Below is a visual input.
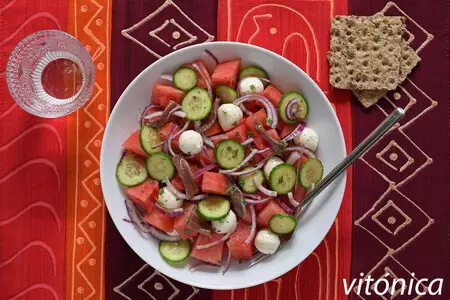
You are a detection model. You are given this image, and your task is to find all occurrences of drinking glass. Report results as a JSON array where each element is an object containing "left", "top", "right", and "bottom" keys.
[{"left": 6, "top": 30, "right": 95, "bottom": 118}]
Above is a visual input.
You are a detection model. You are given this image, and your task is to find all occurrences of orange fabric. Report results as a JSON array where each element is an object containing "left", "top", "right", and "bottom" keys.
[
  {"left": 66, "top": 0, "right": 112, "bottom": 299},
  {"left": 215, "top": 1, "right": 352, "bottom": 299}
]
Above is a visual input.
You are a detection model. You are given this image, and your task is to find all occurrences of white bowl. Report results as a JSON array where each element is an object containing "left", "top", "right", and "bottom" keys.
[{"left": 100, "top": 42, "right": 346, "bottom": 290}]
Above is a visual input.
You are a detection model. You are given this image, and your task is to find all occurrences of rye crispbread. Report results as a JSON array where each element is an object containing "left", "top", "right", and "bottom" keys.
[{"left": 328, "top": 13, "right": 406, "bottom": 90}]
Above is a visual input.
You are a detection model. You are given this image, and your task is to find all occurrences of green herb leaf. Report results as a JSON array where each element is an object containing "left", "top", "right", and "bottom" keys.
[
  {"left": 232, "top": 121, "right": 237, "bottom": 126},
  {"left": 184, "top": 229, "right": 190, "bottom": 235},
  {"left": 250, "top": 84, "right": 256, "bottom": 91},
  {"left": 159, "top": 188, "right": 164, "bottom": 195},
  {"left": 235, "top": 131, "right": 240, "bottom": 137},
  {"left": 246, "top": 131, "right": 255, "bottom": 137}
]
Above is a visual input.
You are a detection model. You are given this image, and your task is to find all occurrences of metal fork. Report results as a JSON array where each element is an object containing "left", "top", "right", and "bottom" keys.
[{"left": 248, "top": 108, "right": 405, "bottom": 268}]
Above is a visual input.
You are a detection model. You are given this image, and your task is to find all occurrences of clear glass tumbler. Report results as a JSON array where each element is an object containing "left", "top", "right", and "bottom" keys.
[{"left": 6, "top": 30, "right": 95, "bottom": 118}]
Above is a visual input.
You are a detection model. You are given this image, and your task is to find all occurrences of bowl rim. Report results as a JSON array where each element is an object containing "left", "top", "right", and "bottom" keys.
[{"left": 100, "top": 41, "right": 347, "bottom": 290}]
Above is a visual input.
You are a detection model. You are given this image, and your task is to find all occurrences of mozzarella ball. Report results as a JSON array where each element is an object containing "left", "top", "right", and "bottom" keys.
[
  {"left": 179, "top": 130, "right": 203, "bottom": 155},
  {"left": 212, "top": 210, "right": 237, "bottom": 234},
  {"left": 263, "top": 156, "right": 284, "bottom": 179},
  {"left": 158, "top": 187, "right": 183, "bottom": 209},
  {"left": 238, "top": 77, "right": 265, "bottom": 96},
  {"left": 293, "top": 127, "right": 319, "bottom": 151},
  {"left": 254, "top": 229, "right": 280, "bottom": 254},
  {"left": 218, "top": 104, "right": 243, "bottom": 131}
]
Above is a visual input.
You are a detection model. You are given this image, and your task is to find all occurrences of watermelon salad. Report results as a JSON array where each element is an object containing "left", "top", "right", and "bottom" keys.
[{"left": 116, "top": 50, "right": 324, "bottom": 272}]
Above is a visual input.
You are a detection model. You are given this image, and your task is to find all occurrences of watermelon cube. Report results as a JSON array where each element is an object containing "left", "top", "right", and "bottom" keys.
[
  {"left": 144, "top": 206, "right": 174, "bottom": 233},
  {"left": 244, "top": 109, "right": 269, "bottom": 132},
  {"left": 256, "top": 199, "right": 287, "bottom": 227},
  {"left": 190, "top": 233, "right": 225, "bottom": 265},
  {"left": 152, "top": 83, "right": 185, "bottom": 107},
  {"left": 201, "top": 172, "right": 229, "bottom": 195},
  {"left": 211, "top": 59, "right": 241, "bottom": 89},
  {"left": 262, "top": 84, "right": 283, "bottom": 108},
  {"left": 253, "top": 129, "right": 280, "bottom": 158},
  {"left": 226, "top": 219, "right": 255, "bottom": 260},
  {"left": 122, "top": 130, "right": 147, "bottom": 157},
  {"left": 125, "top": 180, "right": 159, "bottom": 211},
  {"left": 174, "top": 204, "right": 199, "bottom": 240}
]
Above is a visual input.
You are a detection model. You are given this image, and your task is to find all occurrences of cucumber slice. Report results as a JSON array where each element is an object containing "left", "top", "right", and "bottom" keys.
[
  {"left": 197, "top": 196, "right": 231, "bottom": 221},
  {"left": 299, "top": 158, "right": 323, "bottom": 188},
  {"left": 159, "top": 240, "right": 191, "bottom": 262},
  {"left": 173, "top": 67, "right": 198, "bottom": 91},
  {"left": 238, "top": 167, "right": 265, "bottom": 193},
  {"left": 278, "top": 91, "right": 309, "bottom": 124},
  {"left": 268, "top": 163, "right": 296, "bottom": 195},
  {"left": 146, "top": 152, "right": 175, "bottom": 182},
  {"left": 215, "top": 85, "right": 238, "bottom": 103},
  {"left": 239, "top": 66, "right": 269, "bottom": 87},
  {"left": 116, "top": 152, "right": 148, "bottom": 186},
  {"left": 269, "top": 214, "right": 297, "bottom": 234},
  {"left": 214, "top": 139, "right": 246, "bottom": 170},
  {"left": 181, "top": 88, "right": 212, "bottom": 121},
  {"left": 140, "top": 125, "right": 163, "bottom": 155}
]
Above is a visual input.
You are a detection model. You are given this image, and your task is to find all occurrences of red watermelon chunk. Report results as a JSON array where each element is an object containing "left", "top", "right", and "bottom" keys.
[
  {"left": 122, "top": 130, "right": 147, "bottom": 157},
  {"left": 225, "top": 124, "right": 248, "bottom": 142},
  {"left": 201, "top": 172, "right": 229, "bottom": 195},
  {"left": 144, "top": 206, "right": 174, "bottom": 233},
  {"left": 204, "top": 120, "right": 223, "bottom": 136},
  {"left": 253, "top": 129, "right": 280, "bottom": 158},
  {"left": 174, "top": 204, "right": 199, "bottom": 240},
  {"left": 262, "top": 84, "right": 283, "bottom": 108},
  {"left": 125, "top": 180, "right": 159, "bottom": 212},
  {"left": 280, "top": 123, "right": 298, "bottom": 139},
  {"left": 190, "top": 233, "right": 226, "bottom": 265},
  {"left": 226, "top": 219, "right": 255, "bottom": 260},
  {"left": 256, "top": 199, "right": 287, "bottom": 227},
  {"left": 244, "top": 109, "right": 269, "bottom": 132},
  {"left": 194, "top": 147, "right": 215, "bottom": 165},
  {"left": 211, "top": 59, "right": 241, "bottom": 89},
  {"left": 152, "top": 83, "right": 185, "bottom": 107},
  {"left": 159, "top": 122, "right": 180, "bottom": 150}
]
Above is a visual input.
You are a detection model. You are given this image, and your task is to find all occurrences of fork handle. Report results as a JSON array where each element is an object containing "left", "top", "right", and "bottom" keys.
[{"left": 295, "top": 108, "right": 405, "bottom": 217}]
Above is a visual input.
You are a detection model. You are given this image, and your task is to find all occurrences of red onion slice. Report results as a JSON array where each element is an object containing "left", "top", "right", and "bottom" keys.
[
  {"left": 192, "top": 62, "right": 213, "bottom": 100},
  {"left": 282, "top": 122, "right": 306, "bottom": 143},
  {"left": 287, "top": 192, "right": 300, "bottom": 208},
  {"left": 243, "top": 193, "right": 262, "bottom": 200},
  {"left": 279, "top": 200, "right": 294, "bottom": 214},
  {"left": 149, "top": 226, "right": 181, "bottom": 242},
  {"left": 204, "top": 49, "right": 219, "bottom": 66},
  {"left": 140, "top": 104, "right": 162, "bottom": 126},
  {"left": 242, "top": 137, "right": 254, "bottom": 146},
  {"left": 198, "top": 97, "right": 220, "bottom": 133},
  {"left": 254, "top": 178, "right": 277, "bottom": 197},
  {"left": 239, "top": 104, "right": 253, "bottom": 116},
  {"left": 286, "top": 151, "right": 301, "bottom": 165},
  {"left": 166, "top": 124, "right": 179, "bottom": 156},
  {"left": 219, "top": 149, "right": 258, "bottom": 174},
  {"left": 283, "top": 146, "right": 316, "bottom": 158},
  {"left": 124, "top": 199, "right": 152, "bottom": 233},
  {"left": 245, "top": 205, "right": 256, "bottom": 244},
  {"left": 144, "top": 110, "right": 187, "bottom": 120},
  {"left": 222, "top": 246, "right": 232, "bottom": 274},
  {"left": 196, "top": 231, "right": 234, "bottom": 250},
  {"left": 173, "top": 120, "right": 191, "bottom": 139},
  {"left": 235, "top": 94, "right": 277, "bottom": 128},
  {"left": 154, "top": 202, "right": 184, "bottom": 217},
  {"left": 190, "top": 263, "right": 221, "bottom": 272},
  {"left": 224, "top": 156, "right": 269, "bottom": 176},
  {"left": 210, "top": 133, "right": 228, "bottom": 141},
  {"left": 202, "top": 134, "right": 215, "bottom": 148},
  {"left": 193, "top": 163, "right": 216, "bottom": 178},
  {"left": 244, "top": 197, "right": 271, "bottom": 205},
  {"left": 163, "top": 178, "right": 207, "bottom": 201},
  {"left": 160, "top": 74, "right": 173, "bottom": 82}
]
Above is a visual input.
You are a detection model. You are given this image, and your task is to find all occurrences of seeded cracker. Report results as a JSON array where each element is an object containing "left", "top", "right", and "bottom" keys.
[
  {"left": 328, "top": 14, "right": 405, "bottom": 90},
  {"left": 352, "top": 41, "right": 421, "bottom": 108}
]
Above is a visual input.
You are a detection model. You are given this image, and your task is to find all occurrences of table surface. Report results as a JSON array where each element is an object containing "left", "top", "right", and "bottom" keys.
[{"left": 0, "top": 0, "right": 448, "bottom": 299}]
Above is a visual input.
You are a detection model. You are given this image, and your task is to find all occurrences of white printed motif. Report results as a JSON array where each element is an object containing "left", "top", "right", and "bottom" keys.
[
  {"left": 354, "top": 2, "right": 437, "bottom": 299},
  {"left": 122, "top": 0, "right": 215, "bottom": 59}
]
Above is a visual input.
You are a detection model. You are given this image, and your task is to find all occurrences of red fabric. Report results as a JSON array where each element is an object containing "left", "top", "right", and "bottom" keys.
[
  {"left": 215, "top": 1, "right": 353, "bottom": 299},
  {"left": 0, "top": 1, "right": 68, "bottom": 299}
]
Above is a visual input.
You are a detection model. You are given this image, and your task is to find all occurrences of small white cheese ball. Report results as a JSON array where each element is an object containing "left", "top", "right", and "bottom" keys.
[
  {"left": 212, "top": 210, "right": 237, "bottom": 234},
  {"left": 254, "top": 229, "right": 280, "bottom": 254},
  {"left": 158, "top": 187, "right": 183, "bottom": 209},
  {"left": 238, "top": 77, "right": 264, "bottom": 96},
  {"left": 218, "top": 104, "right": 243, "bottom": 131},
  {"left": 293, "top": 127, "right": 319, "bottom": 151},
  {"left": 263, "top": 156, "right": 284, "bottom": 179},
  {"left": 179, "top": 130, "right": 203, "bottom": 155}
]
